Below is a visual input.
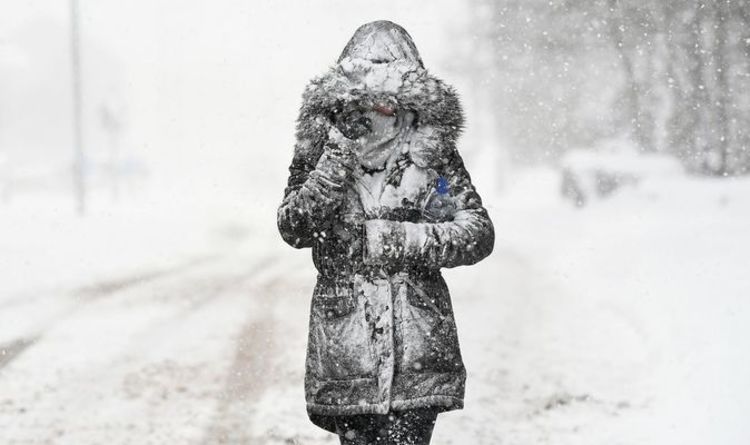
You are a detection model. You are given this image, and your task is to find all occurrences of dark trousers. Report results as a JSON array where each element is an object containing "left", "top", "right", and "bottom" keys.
[{"left": 334, "top": 408, "right": 439, "bottom": 445}]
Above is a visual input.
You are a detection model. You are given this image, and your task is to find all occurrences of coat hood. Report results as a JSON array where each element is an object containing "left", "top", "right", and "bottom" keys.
[
  {"left": 294, "top": 21, "right": 465, "bottom": 170},
  {"left": 337, "top": 20, "right": 424, "bottom": 69}
]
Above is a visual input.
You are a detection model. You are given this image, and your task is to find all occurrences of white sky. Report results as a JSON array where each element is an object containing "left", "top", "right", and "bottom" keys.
[{"left": 0, "top": 1, "right": 471, "bottom": 200}]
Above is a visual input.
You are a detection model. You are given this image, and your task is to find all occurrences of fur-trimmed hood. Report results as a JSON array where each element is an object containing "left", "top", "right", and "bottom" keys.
[{"left": 295, "top": 21, "right": 465, "bottom": 170}]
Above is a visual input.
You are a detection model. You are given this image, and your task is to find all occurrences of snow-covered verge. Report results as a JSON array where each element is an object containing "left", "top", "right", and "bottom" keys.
[
  {"left": 0, "top": 185, "right": 273, "bottom": 355},
  {"left": 1, "top": 163, "right": 748, "bottom": 444},
  {"left": 445, "top": 165, "right": 750, "bottom": 445}
]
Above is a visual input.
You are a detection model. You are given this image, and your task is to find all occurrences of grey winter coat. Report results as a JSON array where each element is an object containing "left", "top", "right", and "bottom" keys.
[{"left": 277, "top": 21, "right": 494, "bottom": 432}]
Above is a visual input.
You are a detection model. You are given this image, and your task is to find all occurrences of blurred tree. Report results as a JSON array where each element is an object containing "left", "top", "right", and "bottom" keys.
[
  {"left": 468, "top": 0, "right": 621, "bottom": 163},
  {"left": 663, "top": 1, "right": 749, "bottom": 175},
  {"left": 608, "top": 0, "right": 674, "bottom": 154},
  {"left": 467, "top": 0, "right": 750, "bottom": 176}
]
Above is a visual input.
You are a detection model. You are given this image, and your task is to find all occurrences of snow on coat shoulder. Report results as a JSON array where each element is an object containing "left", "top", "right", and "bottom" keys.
[{"left": 276, "top": 20, "right": 494, "bottom": 433}]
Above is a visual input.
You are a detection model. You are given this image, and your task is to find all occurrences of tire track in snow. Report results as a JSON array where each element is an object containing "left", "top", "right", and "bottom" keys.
[
  {"left": 199, "top": 252, "right": 317, "bottom": 445},
  {"left": 0, "top": 251, "right": 271, "bottom": 374},
  {"left": 0, "top": 254, "right": 219, "bottom": 312},
  {"left": 74, "top": 254, "right": 221, "bottom": 301},
  {"left": 0, "top": 253, "right": 223, "bottom": 362},
  {"left": 0, "top": 251, "right": 284, "bottom": 444},
  {"left": 200, "top": 272, "right": 285, "bottom": 444},
  {"left": 0, "top": 336, "right": 39, "bottom": 371},
  {"left": 0, "top": 258, "right": 217, "bottom": 373}
]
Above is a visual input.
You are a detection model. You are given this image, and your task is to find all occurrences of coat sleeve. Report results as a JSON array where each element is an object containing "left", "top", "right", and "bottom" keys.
[
  {"left": 277, "top": 110, "right": 359, "bottom": 249},
  {"left": 362, "top": 150, "right": 494, "bottom": 269}
]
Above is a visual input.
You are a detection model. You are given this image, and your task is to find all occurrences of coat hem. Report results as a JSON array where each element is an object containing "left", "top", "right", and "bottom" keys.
[{"left": 306, "top": 395, "right": 463, "bottom": 417}]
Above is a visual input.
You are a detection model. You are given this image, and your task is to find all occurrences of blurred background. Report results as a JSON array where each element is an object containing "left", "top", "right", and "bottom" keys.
[{"left": 1, "top": 1, "right": 748, "bottom": 444}]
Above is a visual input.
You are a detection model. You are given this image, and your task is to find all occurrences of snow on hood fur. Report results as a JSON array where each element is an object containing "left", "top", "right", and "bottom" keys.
[{"left": 294, "top": 20, "right": 465, "bottom": 170}]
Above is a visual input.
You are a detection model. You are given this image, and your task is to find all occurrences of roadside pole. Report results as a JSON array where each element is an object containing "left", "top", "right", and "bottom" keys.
[{"left": 70, "top": 0, "right": 86, "bottom": 215}]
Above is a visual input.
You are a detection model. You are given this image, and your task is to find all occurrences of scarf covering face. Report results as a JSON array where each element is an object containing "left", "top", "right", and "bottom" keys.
[{"left": 358, "top": 109, "right": 416, "bottom": 171}]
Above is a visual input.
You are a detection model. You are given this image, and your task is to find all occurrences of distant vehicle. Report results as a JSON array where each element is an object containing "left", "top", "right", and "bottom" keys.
[{"left": 560, "top": 141, "right": 684, "bottom": 207}]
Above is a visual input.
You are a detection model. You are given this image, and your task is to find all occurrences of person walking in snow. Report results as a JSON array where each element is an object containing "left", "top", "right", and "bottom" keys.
[{"left": 277, "top": 20, "right": 494, "bottom": 445}]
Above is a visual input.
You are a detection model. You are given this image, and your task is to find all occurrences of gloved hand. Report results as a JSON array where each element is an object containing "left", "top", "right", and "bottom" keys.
[
  {"left": 309, "top": 127, "right": 362, "bottom": 198},
  {"left": 333, "top": 209, "right": 366, "bottom": 259},
  {"left": 332, "top": 102, "right": 373, "bottom": 140}
]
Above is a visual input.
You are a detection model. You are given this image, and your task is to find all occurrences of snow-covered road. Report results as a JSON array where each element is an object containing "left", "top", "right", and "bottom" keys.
[
  {"left": 1, "top": 170, "right": 749, "bottom": 444},
  {"left": 0, "top": 252, "right": 277, "bottom": 443},
  {"left": 2, "top": 236, "right": 623, "bottom": 445}
]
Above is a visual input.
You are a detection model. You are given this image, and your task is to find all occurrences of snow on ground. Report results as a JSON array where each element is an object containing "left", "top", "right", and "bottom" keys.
[
  {"left": 460, "top": 166, "right": 750, "bottom": 445},
  {"left": 1, "top": 164, "right": 749, "bottom": 444}
]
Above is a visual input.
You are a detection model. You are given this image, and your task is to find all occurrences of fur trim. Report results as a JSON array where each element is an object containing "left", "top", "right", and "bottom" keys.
[{"left": 294, "top": 61, "right": 465, "bottom": 170}]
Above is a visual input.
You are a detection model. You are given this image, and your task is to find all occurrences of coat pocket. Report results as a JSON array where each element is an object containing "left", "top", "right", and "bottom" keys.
[
  {"left": 399, "top": 275, "right": 463, "bottom": 374},
  {"left": 308, "top": 278, "right": 377, "bottom": 380},
  {"left": 316, "top": 295, "right": 356, "bottom": 319},
  {"left": 311, "top": 278, "right": 356, "bottom": 318}
]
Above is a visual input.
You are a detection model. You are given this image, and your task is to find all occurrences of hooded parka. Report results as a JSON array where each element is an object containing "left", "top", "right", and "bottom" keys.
[{"left": 277, "top": 21, "right": 494, "bottom": 432}]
